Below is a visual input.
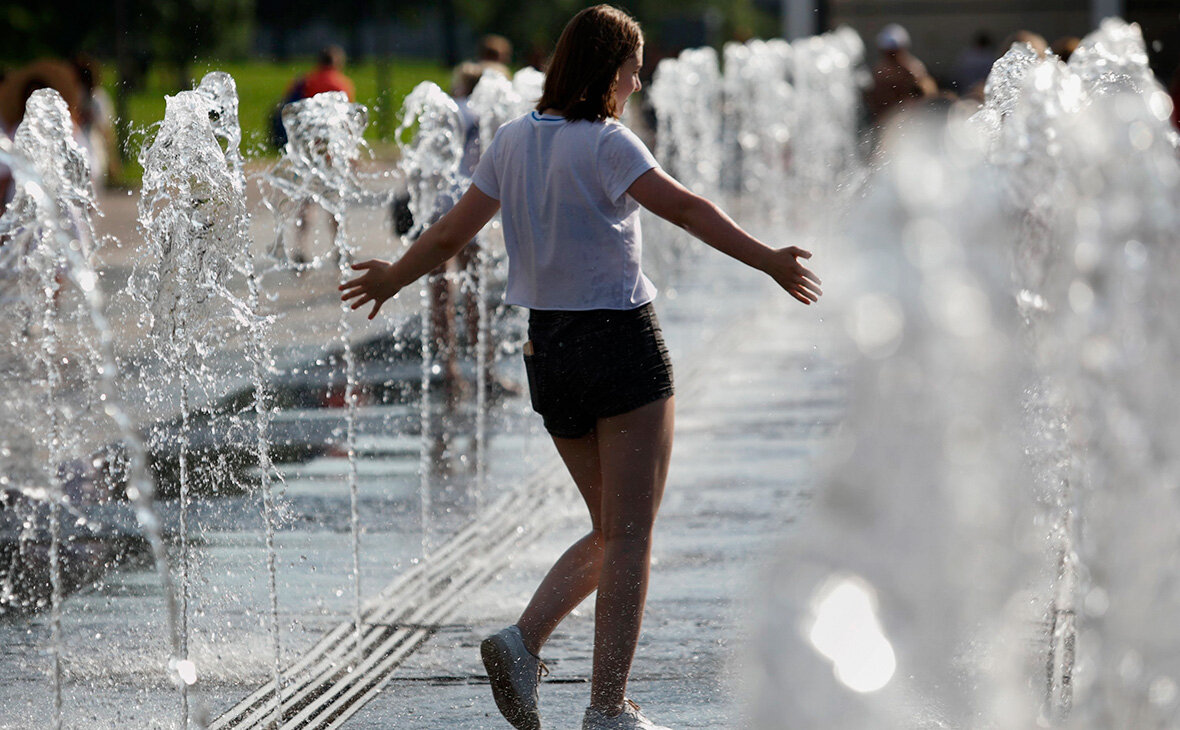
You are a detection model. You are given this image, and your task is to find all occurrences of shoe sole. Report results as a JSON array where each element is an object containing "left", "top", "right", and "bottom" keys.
[{"left": 481, "top": 634, "right": 541, "bottom": 730}]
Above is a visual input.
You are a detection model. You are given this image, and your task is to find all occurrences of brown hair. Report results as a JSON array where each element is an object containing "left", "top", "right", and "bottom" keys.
[
  {"left": 318, "top": 45, "right": 346, "bottom": 68},
  {"left": 536, "top": 5, "right": 643, "bottom": 122},
  {"left": 478, "top": 34, "right": 513, "bottom": 65}
]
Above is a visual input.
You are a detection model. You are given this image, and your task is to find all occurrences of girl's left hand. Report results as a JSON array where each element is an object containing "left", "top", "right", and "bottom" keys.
[
  {"left": 339, "top": 260, "right": 400, "bottom": 319},
  {"left": 765, "top": 246, "right": 823, "bottom": 305}
]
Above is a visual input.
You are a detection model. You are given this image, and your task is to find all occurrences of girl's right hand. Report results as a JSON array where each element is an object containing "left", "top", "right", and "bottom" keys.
[
  {"left": 339, "top": 260, "right": 402, "bottom": 319},
  {"left": 765, "top": 246, "right": 822, "bottom": 305}
]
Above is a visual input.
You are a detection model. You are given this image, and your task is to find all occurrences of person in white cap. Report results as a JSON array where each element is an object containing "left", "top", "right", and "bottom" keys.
[{"left": 865, "top": 23, "right": 937, "bottom": 124}]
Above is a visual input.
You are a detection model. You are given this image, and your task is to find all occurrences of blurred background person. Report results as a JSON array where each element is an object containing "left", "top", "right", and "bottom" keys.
[
  {"left": 301, "top": 44, "right": 355, "bottom": 101},
  {"left": 865, "top": 23, "right": 938, "bottom": 126},
  {"left": 1051, "top": 36, "right": 1081, "bottom": 62},
  {"left": 1002, "top": 30, "right": 1049, "bottom": 56},
  {"left": 952, "top": 30, "right": 996, "bottom": 101},
  {"left": 476, "top": 34, "right": 513, "bottom": 77},
  {"left": 275, "top": 45, "right": 355, "bottom": 264},
  {"left": 72, "top": 54, "right": 120, "bottom": 187}
]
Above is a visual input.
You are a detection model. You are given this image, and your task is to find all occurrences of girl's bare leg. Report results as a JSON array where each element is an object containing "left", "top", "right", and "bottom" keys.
[
  {"left": 590, "top": 396, "right": 674, "bottom": 713},
  {"left": 515, "top": 431, "right": 605, "bottom": 657},
  {"left": 513, "top": 395, "right": 674, "bottom": 712}
]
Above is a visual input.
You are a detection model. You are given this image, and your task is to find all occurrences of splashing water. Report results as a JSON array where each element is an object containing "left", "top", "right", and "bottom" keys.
[
  {"left": 0, "top": 89, "right": 100, "bottom": 730},
  {"left": 396, "top": 82, "right": 465, "bottom": 241},
  {"left": 649, "top": 47, "right": 724, "bottom": 203},
  {"left": 260, "top": 89, "right": 376, "bottom": 671},
  {"left": 460, "top": 68, "right": 540, "bottom": 502},
  {"left": 649, "top": 29, "right": 865, "bottom": 259},
  {"left": 190, "top": 71, "right": 286, "bottom": 727},
  {"left": 395, "top": 81, "right": 467, "bottom": 555},
  {"left": 467, "top": 69, "right": 525, "bottom": 158},
  {"left": 131, "top": 75, "right": 262, "bottom": 729},
  {"left": 464, "top": 70, "right": 517, "bottom": 500},
  {"left": 0, "top": 92, "right": 182, "bottom": 730},
  {"left": 721, "top": 39, "right": 794, "bottom": 213},
  {"left": 788, "top": 27, "right": 865, "bottom": 224},
  {"left": 749, "top": 17, "right": 1180, "bottom": 730},
  {"left": 260, "top": 91, "right": 370, "bottom": 269},
  {"left": 193, "top": 72, "right": 245, "bottom": 186},
  {"left": 984, "top": 20, "right": 1180, "bottom": 727},
  {"left": 511, "top": 67, "right": 544, "bottom": 110},
  {"left": 2, "top": 90, "right": 100, "bottom": 263}
]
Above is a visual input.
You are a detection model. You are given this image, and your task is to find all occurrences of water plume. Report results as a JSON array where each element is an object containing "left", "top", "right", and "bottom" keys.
[
  {"left": 130, "top": 74, "right": 262, "bottom": 729},
  {"left": 260, "top": 90, "right": 376, "bottom": 672},
  {"left": 749, "top": 17, "right": 1180, "bottom": 729},
  {"left": 0, "top": 90, "right": 182, "bottom": 729},
  {"left": 396, "top": 81, "right": 466, "bottom": 554}
]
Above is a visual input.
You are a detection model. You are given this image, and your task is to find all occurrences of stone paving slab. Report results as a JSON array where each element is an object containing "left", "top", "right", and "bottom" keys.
[{"left": 343, "top": 290, "right": 845, "bottom": 729}]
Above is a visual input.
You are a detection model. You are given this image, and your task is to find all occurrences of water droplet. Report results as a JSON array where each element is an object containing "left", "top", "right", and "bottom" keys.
[{"left": 175, "top": 659, "right": 198, "bottom": 685}]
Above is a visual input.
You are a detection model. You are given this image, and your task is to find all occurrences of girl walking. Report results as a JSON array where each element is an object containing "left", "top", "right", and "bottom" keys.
[{"left": 340, "top": 6, "right": 821, "bottom": 728}]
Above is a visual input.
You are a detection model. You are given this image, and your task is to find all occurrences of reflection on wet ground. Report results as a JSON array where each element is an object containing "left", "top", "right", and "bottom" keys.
[
  {"left": 0, "top": 195, "right": 817, "bottom": 727},
  {"left": 0, "top": 313, "right": 525, "bottom": 615}
]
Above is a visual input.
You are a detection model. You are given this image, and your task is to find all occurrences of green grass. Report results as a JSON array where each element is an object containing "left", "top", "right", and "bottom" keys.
[{"left": 108, "top": 57, "right": 452, "bottom": 183}]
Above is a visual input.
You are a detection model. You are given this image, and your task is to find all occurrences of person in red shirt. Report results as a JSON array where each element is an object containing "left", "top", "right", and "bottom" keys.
[
  {"left": 278, "top": 46, "right": 356, "bottom": 264},
  {"left": 302, "top": 45, "right": 355, "bottom": 102}
]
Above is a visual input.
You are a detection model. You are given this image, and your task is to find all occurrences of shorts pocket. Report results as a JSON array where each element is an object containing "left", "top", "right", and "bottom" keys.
[{"left": 523, "top": 350, "right": 545, "bottom": 414}]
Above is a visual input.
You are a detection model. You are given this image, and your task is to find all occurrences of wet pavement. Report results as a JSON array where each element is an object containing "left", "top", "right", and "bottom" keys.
[
  {"left": 345, "top": 284, "right": 844, "bottom": 729},
  {"left": 1, "top": 174, "right": 846, "bottom": 729}
]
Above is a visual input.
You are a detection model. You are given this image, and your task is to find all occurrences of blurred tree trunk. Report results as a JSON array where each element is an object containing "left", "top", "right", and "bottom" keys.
[
  {"left": 441, "top": 0, "right": 459, "bottom": 68},
  {"left": 114, "top": 0, "right": 132, "bottom": 164}
]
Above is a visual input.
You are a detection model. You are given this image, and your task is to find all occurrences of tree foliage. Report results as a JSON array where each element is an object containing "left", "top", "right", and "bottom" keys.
[
  {"left": 1, "top": 0, "right": 252, "bottom": 76},
  {"left": 0, "top": 0, "right": 775, "bottom": 72},
  {"left": 1, "top": 0, "right": 115, "bottom": 61},
  {"left": 453, "top": 0, "right": 776, "bottom": 63}
]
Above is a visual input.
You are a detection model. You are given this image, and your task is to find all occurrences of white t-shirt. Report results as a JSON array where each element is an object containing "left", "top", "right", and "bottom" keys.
[{"left": 471, "top": 111, "right": 659, "bottom": 311}]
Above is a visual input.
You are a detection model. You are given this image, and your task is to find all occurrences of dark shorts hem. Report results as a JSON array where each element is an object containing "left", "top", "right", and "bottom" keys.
[
  {"left": 595, "top": 385, "right": 676, "bottom": 422},
  {"left": 523, "top": 303, "right": 674, "bottom": 440},
  {"left": 545, "top": 386, "right": 675, "bottom": 440}
]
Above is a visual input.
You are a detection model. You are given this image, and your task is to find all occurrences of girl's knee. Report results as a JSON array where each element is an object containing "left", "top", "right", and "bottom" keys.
[{"left": 601, "top": 519, "right": 654, "bottom": 544}]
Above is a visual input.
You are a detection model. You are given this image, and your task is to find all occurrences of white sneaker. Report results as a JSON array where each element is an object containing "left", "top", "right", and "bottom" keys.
[
  {"left": 481, "top": 625, "right": 547, "bottom": 730},
  {"left": 581, "top": 699, "right": 672, "bottom": 730}
]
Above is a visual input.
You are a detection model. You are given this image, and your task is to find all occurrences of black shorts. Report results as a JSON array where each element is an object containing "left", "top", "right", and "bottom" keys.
[{"left": 523, "top": 302, "right": 675, "bottom": 439}]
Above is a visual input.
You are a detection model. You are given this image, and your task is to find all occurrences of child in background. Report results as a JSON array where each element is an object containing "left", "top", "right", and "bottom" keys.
[
  {"left": 340, "top": 6, "right": 821, "bottom": 729},
  {"left": 425, "top": 61, "right": 485, "bottom": 404}
]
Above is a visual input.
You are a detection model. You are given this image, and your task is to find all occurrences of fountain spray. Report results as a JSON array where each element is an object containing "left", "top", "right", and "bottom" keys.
[
  {"left": 132, "top": 77, "right": 261, "bottom": 729},
  {"left": 0, "top": 89, "right": 184, "bottom": 729},
  {"left": 261, "top": 90, "right": 374, "bottom": 672},
  {"left": 395, "top": 81, "right": 465, "bottom": 556}
]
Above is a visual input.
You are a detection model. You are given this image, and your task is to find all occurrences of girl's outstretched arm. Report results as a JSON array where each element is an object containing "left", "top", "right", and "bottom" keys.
[
  {"left": 627, "top": 168, "right": 822, "bottom": 305},
  {"left": 340, "top": 185, "right": 500, "bottom": 319}
]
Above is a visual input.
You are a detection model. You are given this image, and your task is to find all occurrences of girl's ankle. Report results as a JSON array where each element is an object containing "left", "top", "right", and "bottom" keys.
[
  {"left": 512, "top": 624, "right": 543, "bottom": 658},
  {"left": 589, "top": 700, "right": 625, "bottom": 717}
]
